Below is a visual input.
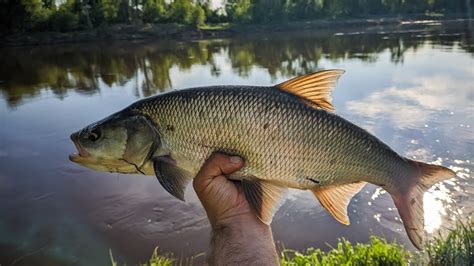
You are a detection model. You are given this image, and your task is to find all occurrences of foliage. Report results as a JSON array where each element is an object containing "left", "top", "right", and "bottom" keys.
[
  {"left": 48, "top": 2, "right": 79, "bottom": 32},
  {"left": 2, "top": 0, "right": 470, "bottom": 33},
  {"left": 141, "top": 247, "right": 174, "bottom": 266},
  {"left": 143, "top": 0, "right": 167, "bottom": 23},
  {"left": 169, "top": 0, "right": 194, "bottom": 24},
  {"left": 280, "top": 236, "right": 411, "bottom": 265},
  {"left": 424, "top": 219, "right": 474, "bottom": 266},
  {"left": 226, "top": 0, "right": 253, "bottom": 23},
  {"left": 110, "top": 247, "right": 174, "bottom": 266},
  {"left": 192, "top": 5, "right": 206, "bottom": 27}
]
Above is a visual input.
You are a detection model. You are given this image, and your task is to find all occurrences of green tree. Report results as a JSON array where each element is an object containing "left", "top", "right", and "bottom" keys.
[
  {"left": 252, "top": 0, "right": 279, "bottom": 23},
  {"left": 289, "top": 0, "right": 319, "bottom": 20},
  {"left": 202, "top": 2, "right": 227, "bottom": 23},
  {"left": 116, "top": 0, "right": 130, "bottom": 23},
  {"left": 2, "top": 0, "right": 472, "bottom": 33},
  {"left": 226, "top": 0, "right": 253, "bottom": 23},
  {"left": 170, "top": 0, "right": 194, "bottom": 24},
  {"left": 143, "top": 0, "right": 167, "bottom": 23},
  {"left": 193, "top": 4, "right": 206, "bottom": 27},
  {"left": 49, "top": 0, "right": 79, "bottom": 32},
  {"left": 21, "top": 0, "right": 52, "bottom": 30},
  {"left": 102, "top": 0, "right": 120, "bottom": 23}
]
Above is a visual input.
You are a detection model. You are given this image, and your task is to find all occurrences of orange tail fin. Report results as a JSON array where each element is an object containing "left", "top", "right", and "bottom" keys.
[{"left": 390, "top": 159, "right": 456, "bottom": 249}]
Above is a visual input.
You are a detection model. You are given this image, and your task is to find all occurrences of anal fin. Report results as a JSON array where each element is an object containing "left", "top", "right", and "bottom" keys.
[
  {"left": 153, "top": 156, "right": 193, "bottom": 201},
  {"left": 242, "top": 179, "right": 287, "bottom": 225},
  {"left": 312, "top": 181, "right": 366, "bottom": 225}
]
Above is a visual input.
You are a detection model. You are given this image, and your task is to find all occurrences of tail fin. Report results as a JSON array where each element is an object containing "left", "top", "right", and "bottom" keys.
[{"left": 391, "top": 159, "right": 456, "bottom": 249}]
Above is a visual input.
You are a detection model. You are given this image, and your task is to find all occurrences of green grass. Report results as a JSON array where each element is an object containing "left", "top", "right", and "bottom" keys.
[
  {"left": 424, "top": 219, "right": 474, "bottom": 266},
  {"left": 110, "top": 247, "right": 205, "bottom": 266},
  {"left": 140, "top": 248, "right": 174, "bottom": 266},
  {"left": 110, "top": 247, "right": 174, "bottom": 266},
  {"left": 199, "top": 23, "right": 231, "bottom": 31},
  {"left": 280, "top": 236, "right": 411, "bottom": 266},
  {"left": 112, "top": 219, "right": 473, "bottom": 265}
]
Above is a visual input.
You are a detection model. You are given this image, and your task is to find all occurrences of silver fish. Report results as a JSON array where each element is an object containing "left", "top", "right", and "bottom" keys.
[{"left": 70, "top": 70, "right": 455, "bottom": 249}]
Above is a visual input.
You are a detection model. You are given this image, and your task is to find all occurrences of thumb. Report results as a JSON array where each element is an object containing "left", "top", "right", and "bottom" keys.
[{"left": 193, "top": 153, "right": 243, "bottom": 193}]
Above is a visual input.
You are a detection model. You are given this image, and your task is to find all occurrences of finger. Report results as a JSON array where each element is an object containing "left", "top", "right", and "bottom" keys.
[
  {"left": 198, "top": 153, "right": 243, "bottom": 177},
  {"left": 193, "top": 153, "right": 243, "bottom": 191}
]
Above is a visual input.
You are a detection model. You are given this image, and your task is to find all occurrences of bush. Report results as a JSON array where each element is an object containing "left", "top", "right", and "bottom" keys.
[
  {"left": 31, "top": 8, "right": 53, "bottom": 31},
  {"left": 425, "top": 219, "right": 474, "bottom": 266},
  {"left": 49, "top": 9, "right": 79, "bottom": 32},
  {"left": 280, "top": 236, "right": 411, "bottom": 265},
  {"left": 143, "top": 1, "right": 167, "bottom": 23},
  {"left": 192, "top": 5, "right": 206, "bottom": 27},
  {"left": 225, "top": 0, "right": 252, "bottom": 23},
  {"left": 89, "top": 4, "right": 108, "bottom": 27},
  {"left": 170, "top": 0, "right": 194, "bottom": 24}
]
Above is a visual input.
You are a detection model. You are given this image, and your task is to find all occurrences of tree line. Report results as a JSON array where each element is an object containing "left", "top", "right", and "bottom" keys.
[{"left": 1, "top": 0, "right": 471, "bottom": 33}]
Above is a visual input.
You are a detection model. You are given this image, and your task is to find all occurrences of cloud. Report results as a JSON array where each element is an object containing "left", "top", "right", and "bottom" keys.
[{"left": 346, "top": 74, "right": 473, "bottom": 129}]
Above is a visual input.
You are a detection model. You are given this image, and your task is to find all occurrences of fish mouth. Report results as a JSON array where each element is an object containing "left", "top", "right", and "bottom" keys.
[
  {"left": 69, "top": 153, "right": 80, "bottom": 162},
  {"left": 69, "top": 131, "right": 91, "bottom": 162}
]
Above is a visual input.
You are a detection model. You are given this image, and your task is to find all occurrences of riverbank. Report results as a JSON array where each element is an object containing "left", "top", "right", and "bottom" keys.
[
  {"left": 112, "top": 220, "right": 473, "bottom": 265},
  {"left": 1, "top": 13, "right": 470, "bottom": 47}
]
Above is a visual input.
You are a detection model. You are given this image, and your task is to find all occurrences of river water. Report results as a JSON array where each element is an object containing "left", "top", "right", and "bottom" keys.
[{"left": 0, "top": 20, "right": 472, "bottom": 265}]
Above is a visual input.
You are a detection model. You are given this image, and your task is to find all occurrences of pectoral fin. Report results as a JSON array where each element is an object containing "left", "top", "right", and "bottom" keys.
[
  {"left": 242, "top": 178, "right": 287, "bottom": 224},
  {"left": 311, "top": 181, "right": 366, "bottom": 225},
  {"left": 153, "top": 156, "right": 193, "bottom": 201}
]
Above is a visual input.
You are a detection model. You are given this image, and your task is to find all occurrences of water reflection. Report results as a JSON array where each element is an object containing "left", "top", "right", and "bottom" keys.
[
  {"left": 1, "top": 21, "right": 472, "bottom": 108},
  {"left": 347, "top": 72, "right": 473, "bottom": 129}
]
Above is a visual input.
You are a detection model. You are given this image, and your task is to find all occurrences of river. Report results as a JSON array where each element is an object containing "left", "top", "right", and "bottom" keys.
[{"left": 0, "top": 19, "right": 472, "bottom": 265}]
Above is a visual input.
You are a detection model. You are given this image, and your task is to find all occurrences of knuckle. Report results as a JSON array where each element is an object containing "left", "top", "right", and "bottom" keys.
[{"left": 210, "top": 152, "right": 227, "bottom": 161}]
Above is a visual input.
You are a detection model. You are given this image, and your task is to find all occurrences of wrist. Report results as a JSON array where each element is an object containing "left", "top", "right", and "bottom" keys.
[
  {"left": 211, "top": 210, "right": 268, "bottom": 231},
  {"left": 210, "top": 213, "right": 278, "bottom": 265}
]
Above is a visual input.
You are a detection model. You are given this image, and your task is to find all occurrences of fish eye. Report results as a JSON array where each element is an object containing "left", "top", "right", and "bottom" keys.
[{"left": 88, "top": 128, "right": 102, "bottom": 142}]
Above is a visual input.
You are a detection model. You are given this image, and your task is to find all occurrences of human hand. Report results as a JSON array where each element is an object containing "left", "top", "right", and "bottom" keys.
[
  {"left": 192, "top": 153, "right": 256, "bottom": 227},
  {"left": 193, "top": 153, "right": 279, "bottom": 265}
]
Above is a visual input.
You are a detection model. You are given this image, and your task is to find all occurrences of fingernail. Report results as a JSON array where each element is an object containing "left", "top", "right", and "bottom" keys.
[{"left": 230, "top": 156, "right": 242, "bottom": 164}]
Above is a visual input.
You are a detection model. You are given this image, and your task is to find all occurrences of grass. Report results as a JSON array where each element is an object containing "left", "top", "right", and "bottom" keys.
[
  {"left": 111, "top": 219, "right": 473, "bottom": 265},
  {"left": 110, "top": 247, "right": 205, "bottom": 266},
  {"left": 199, "top": 23, "right": 231, "bottom": 31},
  {"left": 424, "top": 219, "right": 474, "bottom": 266},
  {"left": 110, "top": 247, "right": 174, "bottom": 266},
  {"left": 280, "top": 236, "right": 411, "bottom": 265},
  {"left": 140, "top": 248, "right": 174, "bottom": 266}
]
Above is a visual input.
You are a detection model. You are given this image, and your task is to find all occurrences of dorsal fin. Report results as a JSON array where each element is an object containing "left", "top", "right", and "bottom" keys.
[
  {"left": 311, "top": 181, "right": 366, "bottom": 225},
  {"left": 276, "top": 69, "right": 345, "bottom": 112}
]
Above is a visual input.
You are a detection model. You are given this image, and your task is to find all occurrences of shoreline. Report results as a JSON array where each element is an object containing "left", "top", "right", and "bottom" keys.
[{"left": 0, "top": 13, "right": 470, "bottom": 47}]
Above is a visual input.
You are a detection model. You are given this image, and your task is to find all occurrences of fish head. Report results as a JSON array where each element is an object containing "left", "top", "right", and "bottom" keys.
[{"left": 69, "top": 113, "right": 158, "bottom": 175}]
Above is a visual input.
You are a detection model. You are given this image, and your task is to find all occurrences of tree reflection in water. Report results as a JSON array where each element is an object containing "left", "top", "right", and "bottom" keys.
[{"left": 0, "top": 21, "right": 471, "bottom": 107}]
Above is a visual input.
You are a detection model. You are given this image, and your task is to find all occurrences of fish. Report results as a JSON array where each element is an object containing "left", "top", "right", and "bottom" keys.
[{"left": 69, "top": 69, "right": 456, "bottom": 249}]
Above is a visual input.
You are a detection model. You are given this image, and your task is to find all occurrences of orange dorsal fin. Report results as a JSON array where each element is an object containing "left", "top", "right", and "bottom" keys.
[
  {"left": 312, "top": 181, "right": 366, "bottom": 225},
  {"left": 276, "top": 69, "right": 345, "bottom": 112}
]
